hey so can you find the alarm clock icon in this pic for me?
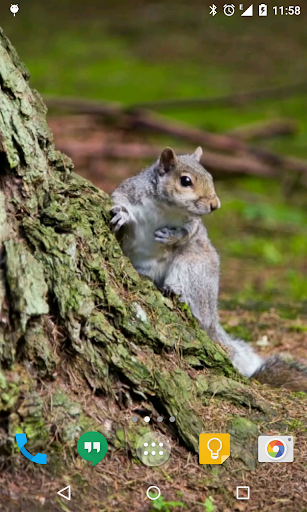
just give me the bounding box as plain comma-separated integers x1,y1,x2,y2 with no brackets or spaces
223,4,235,16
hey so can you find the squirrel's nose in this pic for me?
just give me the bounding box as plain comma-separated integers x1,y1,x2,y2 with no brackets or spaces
210,197,221,211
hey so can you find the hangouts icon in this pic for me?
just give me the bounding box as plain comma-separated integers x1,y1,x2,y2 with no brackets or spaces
77,431,108,466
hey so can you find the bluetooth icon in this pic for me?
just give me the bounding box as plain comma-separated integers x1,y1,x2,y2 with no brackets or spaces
209,4,217,16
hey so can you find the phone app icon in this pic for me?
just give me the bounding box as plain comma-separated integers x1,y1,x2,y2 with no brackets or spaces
77,431,108,466
199,433,230,464
16,433,47,464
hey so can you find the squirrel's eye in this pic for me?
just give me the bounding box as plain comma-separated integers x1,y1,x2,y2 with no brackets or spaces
180,176,193,187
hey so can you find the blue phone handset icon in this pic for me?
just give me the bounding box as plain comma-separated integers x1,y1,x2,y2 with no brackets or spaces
16,433,47,464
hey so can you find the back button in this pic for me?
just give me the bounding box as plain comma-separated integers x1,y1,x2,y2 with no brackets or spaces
57,485,71,500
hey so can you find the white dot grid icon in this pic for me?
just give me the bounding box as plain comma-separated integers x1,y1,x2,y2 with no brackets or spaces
136,432,171,467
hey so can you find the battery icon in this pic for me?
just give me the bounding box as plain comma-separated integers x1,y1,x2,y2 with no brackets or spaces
258,3,268,16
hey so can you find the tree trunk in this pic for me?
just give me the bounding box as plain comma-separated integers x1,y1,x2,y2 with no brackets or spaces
0,28,306,512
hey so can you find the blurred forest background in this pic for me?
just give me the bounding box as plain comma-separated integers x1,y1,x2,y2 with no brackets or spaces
2,0,307,362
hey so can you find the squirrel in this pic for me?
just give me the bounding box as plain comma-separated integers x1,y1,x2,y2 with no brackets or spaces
110,146,307,392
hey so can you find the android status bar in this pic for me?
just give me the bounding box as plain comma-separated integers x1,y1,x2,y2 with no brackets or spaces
209,4,301,17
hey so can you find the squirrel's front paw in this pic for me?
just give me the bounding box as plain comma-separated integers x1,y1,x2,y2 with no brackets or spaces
110,205,130,232
155,227,183,245
162,285,176,298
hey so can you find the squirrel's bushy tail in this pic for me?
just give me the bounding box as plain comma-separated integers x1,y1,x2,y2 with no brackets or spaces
252,356,307,392
213,324,307,391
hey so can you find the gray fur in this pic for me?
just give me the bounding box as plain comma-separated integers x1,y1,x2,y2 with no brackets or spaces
110,148,306,387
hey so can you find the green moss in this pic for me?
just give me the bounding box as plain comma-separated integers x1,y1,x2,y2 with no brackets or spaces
227,416,259,470
24,321,58,375
50,390,94,443
228,417,258,437
115,426,150,451
177,300,199,329
4,239,49,332
14,393,50,449
0,368,23,411
196,375,267,413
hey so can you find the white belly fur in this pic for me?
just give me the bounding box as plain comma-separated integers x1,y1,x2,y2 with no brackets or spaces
121,198,186,284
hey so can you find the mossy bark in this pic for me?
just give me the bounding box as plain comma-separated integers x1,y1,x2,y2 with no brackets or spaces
0,27,306,511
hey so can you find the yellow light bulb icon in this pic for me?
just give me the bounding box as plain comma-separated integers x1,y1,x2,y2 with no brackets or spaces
207,437,222,459
199,433,230,464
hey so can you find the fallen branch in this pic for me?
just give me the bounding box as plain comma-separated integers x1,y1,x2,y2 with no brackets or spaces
227,119,297,141
128,109,307,175
45,96,307,176
55,140,277,178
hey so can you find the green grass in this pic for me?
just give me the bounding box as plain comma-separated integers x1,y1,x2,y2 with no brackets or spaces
206,177,307,305
150,495,185,511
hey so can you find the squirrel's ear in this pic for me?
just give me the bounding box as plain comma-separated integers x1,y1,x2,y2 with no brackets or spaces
159,147,177,175
191,146,203,162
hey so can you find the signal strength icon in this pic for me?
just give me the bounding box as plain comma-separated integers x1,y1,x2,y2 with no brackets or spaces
241,4,253,16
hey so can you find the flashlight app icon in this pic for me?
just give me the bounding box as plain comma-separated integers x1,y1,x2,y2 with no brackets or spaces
199,433,230,464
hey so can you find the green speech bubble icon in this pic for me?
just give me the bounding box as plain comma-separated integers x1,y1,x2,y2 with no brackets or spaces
77,431,108,466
